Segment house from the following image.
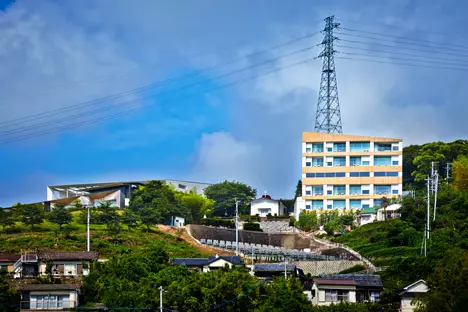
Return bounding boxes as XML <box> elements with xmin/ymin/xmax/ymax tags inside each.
<box><xmin>250</xmin><ymin>192</ymin><xmax>286</xmax><ymax>217</ymax></box>
<box><xmin>359</xmin><ymin>204</ymin><xmax>402</xmax><ymax>226</ymax></box>
<box><xmin>312</xmin><ymin>274</ymin><xmax>383</xmax><ymax>305</ymax></box>
<box><xmin>0</xmin><ymin>254</ymin><xmax>20</xmax><ymax>273</ymax></box>
<box><xmin>359</xmin><ymin>207</ymin><xmax>377</xmax><ymax>225</ymax></box>
<box><xmin>398</xmin><ymin>280</ymin><xmax>429</xmax><ymax>312</ymax></box>
<box><xmin>252</xmin><ymin>263</ymin><xmax>304</xmax><ymax>280</ymax></box>
<box><xmin>172</xmin><ymin>255</ymin><xmax>244</xmax><ymax>272</ymax></box>
<box><xmin>13</xmin><ymin>251</ymin><xmax>98</xmax><ymax>278</ymax></box>
<box><xmin>20</xmin><ymin>284</ymin><xmax>81</xmax><ymax>311</ymax></box>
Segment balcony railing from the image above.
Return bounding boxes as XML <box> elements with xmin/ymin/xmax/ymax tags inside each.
<box><xmin>20</xmin><ymin>300</ymin><xmax>76</xmax><ymax>310</ymax></box>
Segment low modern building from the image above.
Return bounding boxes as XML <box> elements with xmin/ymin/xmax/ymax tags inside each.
<box><xmin>359</xmin><ymin>204</ymin><xmax>402</xmax><ymax>226</ymax></box>
<box><xmin>45</xmin><ymin>179</ymin><xmax>211</xmax><ymax>209</ymax></box>
<box><xmin>311</xmin><ymin>274</ymin><xmax>383</xmax><ymax>305</ymax></box>
<box><xmin>172</xmin><ymin>255</ymin><xmax>244</xmax><ymax>272</ymax></box>
<box><xmin>250</xmin><ymin>192</ymin><xmax>286</xmax><ymax>217</ymax></box>
<box><xmin>398</xmin><ymin>280</ymin><xmax>429</xmax><ymax>312</ymax></box>
<box><xmin>20</xmin><ymin>284</ymin><xmax>81</xmax><ymax>311</ymax></box>
<box><xmin>296</xmin><ymin>132</ymin><xmax>403</xmax><ymax>220</ymax></box>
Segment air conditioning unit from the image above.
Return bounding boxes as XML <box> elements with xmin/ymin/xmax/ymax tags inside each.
<box><xmin>363</xmin><ymin>149</ymin><xmax>369</xmax><ymax>152</ymax></box>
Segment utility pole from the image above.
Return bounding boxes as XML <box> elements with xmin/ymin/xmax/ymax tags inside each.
<box><xmin>159</xmin><ymin>286</ymin><xmax>164</xmax><ymax>312</ymax></box>
<box><xmin>284</xmin><ymin>258</ymin><xmax>288</xmax><ymax>280</ymax></box>
<box><xmin>433</xmin><ymin>169</ymin><xmax>439</xmax><ymax>222</ymax></box>
<box><xmin>314</xmin><ymin>16</ymin><xmax>343</xmax><ymax>134</ymax></box>
<box><xmin>235</xmin><ymin>199</ymin><xmax>239</xmax><ymax>256</ymax></box>
<box><xmin>426</xmin><ymin>175</ymin><xmax>430</xmax><ymax>255</ymax></box>
<box><xmin>87</xmin><ymin>206</ymin><xmax>90</xmax><ymax>252</ymax></box>
<box><xmin>446</xmin><ymin>163</ymin><xmax>452</xmax><ymax>182</ymax></box>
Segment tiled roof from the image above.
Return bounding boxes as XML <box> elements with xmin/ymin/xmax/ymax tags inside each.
<box><xmin>38</xmin><ymin>251</ymin><xmax>98</xmax><ymax>261</ymax></box>
<box><xmin>0</xmin><ymin>254</ymin><xmax>20</xmax><ymax>262</ymax></box>
<box><xmin>21</xmin><ymin>284</ymin><xmax>81</xmax><ymax>291</ymax></box>
<box><xmin>253</xmin><ymin>263</ymin><xmax>297</xmax><ymax>272</ymax></box>
<box><xmin>172</xmin><ymin>258</ymin><xmax>210</xmax><ymax>266</ymax></box>
<box><xmin>314</xmin><ymin>278</ymin><xmax>356</xmax><ymax>286</ymax></box>
<box><xmin>208</xmin><ymin>256</ymin><xmax>244</xmax><ymax>265</ymax></box>
<box><xmin>320</xmin><ymin>274</ymin><xmax>383</xmax><ymax>288</ymax></box>
<box><xmin>360</xmin><ymin>207</ymin><xmax>377</xmax><ymax>214</ymax></box>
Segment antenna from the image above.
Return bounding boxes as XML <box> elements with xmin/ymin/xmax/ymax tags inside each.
<box><xmin>314</xmin><ymin>16</ymin><xmax>343</xmax><ymax>134</ymax></box>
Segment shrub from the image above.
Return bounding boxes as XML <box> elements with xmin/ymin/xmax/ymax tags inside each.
<box><xmin>200</xmin><ymin>218</ymin><xmax>235</xmax><ymax>229</ymax></box>
<box><xmin>289</xmin><ymin>216</ymin><xmax>296</xmax><ymax>227</ymax></box>
<box><xmin>243</xmin><ymin>222</ymin><xmax>262</xmax><ymax>232</ymax></box>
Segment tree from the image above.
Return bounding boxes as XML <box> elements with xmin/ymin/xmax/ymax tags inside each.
<box><xmin>122</xmin><ymin>208</ymin><xmax>140</xmax><ymax>229</ymax></box>
<box><xmin>48</xmin><ymin>204</ymin><xmax>73</xmax><ymax>229</ymax></box>
<box><xmin>0</xmin><ymin>269</ymin><xmax>20</xmax><ymax>312</ymax></box>
<box><xmin>0</xmin><ymin>209</ymin><xmax>14</xmax><ymax>232</ymax></box>
<box><xmin>257</xmin><ymin>277</ymin><xmax>312</xmax><ymax>312</ymax></box>
<box><xmin>97</xmin><ymin>201</ymin><xmax>121</xmax><ymax>238</ymax></box>
<box><xmin>175</xmin><ymin>190</ymin><xmax>214</xmax><ymax>224</ymax></box>
<box><xmin>204</xmin><ymin>181</ymin><xmax>256</xmax><ymax>217</ymax></box>
<box><xmin>381</xmin><ymin>196</ymin><xmax>390</xmax><ymax>221</ymax></box>
<box><xmin>296</xmin><ymin>211</ymin><xmax>318</xmax><ymax>232</ymax></box>
<box><xmin>16</xmin><ymin>204</ymin><xmax>45</xmax><ymax>230</ymax></box>
<box><xmin>453</xmin><ymin>156</ymin><xmax>468</xmax><ymax>190</ymax></box>
<box><xmin>295</xmin><ymin>180</ymin><xmax>302</xmax><ymax>198</ymax></box>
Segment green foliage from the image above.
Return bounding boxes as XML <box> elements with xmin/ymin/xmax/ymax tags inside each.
<box><xmin>338</xmin><ymin>264</ymin><xmax>365</xmax><ymax>274</ymax></box>
<box><xmin>243</xmin><ymin>222</ymin><xmax>262</xmax><ymax>232</ymax></box>
<box><xmin>0</xmin><ymin>269</ymin><xmax>19</xmax><ymax>311</ymax></box>
<box><xmin>289</xmin><ymin>216</ymin><xmax>296</xmax><ymax>227</ymax></box>
<box><xmin>204</xmin><ymin>180</ymin><xmax>256</xmax><ymax>217</ymax></box>
<box><xmin>97</xmin><ymin>202</ymin><xmax>121</xmax><ymax>238</ymax></box>
<box><xmin>48</xmin><ymin>204</ymin><xmax>73</xmax><ymax>229</ymax></box>
<box><xmin>200</xmin><ymin>217</ymin><xmax>235</xmax><ymax>228</ymax></box>
<box><xmin>310</xmin><ymin>303</ymin><xmax>395</xmax><ymax>312</ymax></box>
<box><xmin>0</xmin><ymin>209</ymin><xmax>14</xmax><ymax>231</ymax></box>
<box><xmin>257</xmin><ymin>277</ymin><xmax>311</xmax><ymax>312</ymax></box>
<box><xmin>296</xmin><ymin>211</ymin><xmax>318</xmax><ymax>232</ymax></box>
<box><xmin>14</xmin><ymin>203</ymin><xmax>45</xmax><ymax>230</ymax></box>
<box><xmin>453</xmin><ymin>155</ymin><xmax>468</xmax><ymax>190</ymax></box>
<box><xmin>175</xmin><ymin>190</ymin><xmax>214</xmax><ymax>223</ymax></box>
<box><xmin>121</xmin><ymin>208</ymin><xmax>140</xmax><ymax>229</ymax></box>
<box><xmin>295</xmin><ymin>179</ymin><xmax>302</xmax><ymax>198</ymax></box>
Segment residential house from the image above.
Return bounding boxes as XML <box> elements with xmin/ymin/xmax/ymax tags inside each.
<box><xmin>172</xmin><ymin>255</ymin><xmax>244</xmax><ymax>272</ymax></box>
<box><xmin>252</xmin><ymin>263</ymin><xmax>304</xmax><ymax>280</ymax></box>
<box><xmin>398</xmin><ymin>280</ymin><xmax>429</xmax><ymax>312</ymax></box>
<box><xmin>250</xmin><ymin>192</ymin><xmax>286</xmax><ymax>217</ymax></box>
<box><xmin>0</xmin><ymin>254</ymin><xmax>20</xmax><ymax>273</ymax></box>
<box><xmin>312</xmin><ymin>274</ymin><xmax>383</xmax><ymax>305</ymax></box>
<box><xmin>20</xmin><ymin>284</ymin><xmax>81</xmax><ymax>311</ymax></box>
<box><xmin>14</xmin><ymin>251</ymin><xmax>98</xmax><ymax>278</ymax></box>
<box><xmin>359</xmin><ymin>204</ymin><xmax>402</xmax><ymax>226</ymax></box>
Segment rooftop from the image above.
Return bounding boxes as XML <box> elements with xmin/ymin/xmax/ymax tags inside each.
<box><xmin>0</xmin><ymin>254</ymin><xmax>20</xmax><ymax>262</ymax></box>
<box><xmin>38</xmin><ymin>251</ymin><xmax>98</xmax><ymax>261</ymax></box>
<box><xmin>253</xmin><ymin>263</ymin><xmax>297</xmax><ymax>272</ymax></box>
<box><xmin>172</xmin><ymin>255</ymin><xmax>244</xmax><ymax>267</ymax></box>
<box><xmin>320</xmin><ymin>274</ymin><xmax>383</xmax><ymax>288</ymax></box>
<box><xmin>21</xmin><ymin>284</ymin><xmax>81</xmax><ymax>291</ymax></box>
<box><xmin>302</xmin><ymin>132</ymin><xmax>402</xmax><ymax>143</ymax></box>
<box><xmin>314</xmin><ymin>278</ymin><xmax>356</xmax><ymax>286</ymax></box>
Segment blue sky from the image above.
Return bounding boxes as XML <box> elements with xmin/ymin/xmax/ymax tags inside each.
<box><xmin>1</xmin><ymin>0</ymin><xmax>468</xmax><ymax>206</ymax></box>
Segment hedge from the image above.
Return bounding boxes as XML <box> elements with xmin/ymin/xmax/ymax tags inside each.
<box><xmin>200</xmin><ymin>218</ymin><xmax>235</xmax><ymax>228</ymax></box>
<box><xmin>243</xmin><ymin>222</ymin><xmax>262</xmax><ymax>232</ymax></box>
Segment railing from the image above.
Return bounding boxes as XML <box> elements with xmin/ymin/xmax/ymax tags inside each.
<box><xmin>20</xmin><ymin>300</ymin><xmax>76</xmax><ymax>310</ymax></box>
<box><xmin>21</xmin><ymin>254</ymin><xmax>38</xmax><ymax>262</ymax></box>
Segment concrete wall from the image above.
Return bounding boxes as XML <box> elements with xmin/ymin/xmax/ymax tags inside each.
<box><xmin>189</xmin><ymin>225</ymin><xmax>311</xmax><ymax>249</ymax></box>
<box><xmin>293</xmin><ymin>260</ymin><xmax>365</xmax><ymax>276</ymax></box>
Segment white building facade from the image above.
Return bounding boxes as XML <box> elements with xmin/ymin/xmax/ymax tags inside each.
<box><xmin>250</xmin><ymin>193</ymin><xmax>286</xmax><ymax>217</ymax></box>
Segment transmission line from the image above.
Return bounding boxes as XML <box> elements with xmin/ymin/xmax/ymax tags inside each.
<box><xmin>0</xmin><ymin>45</ymin><xmax>316</xmax><ymax>137</ymax></box>
<box><xmin>0</xmin><ymin>57</ymin><xmax>315</xmax><ymax>144</ymax></box>
<box><xmin>0</xmin><ymin>31</ymin><xmax>320</xmax><ymax>126</ymax></box>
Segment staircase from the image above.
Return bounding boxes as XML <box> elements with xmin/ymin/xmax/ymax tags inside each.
<box><xmin>13</xmin><ymin>252</ymin><xmax>38</xmax><ymax>278</ymax></box>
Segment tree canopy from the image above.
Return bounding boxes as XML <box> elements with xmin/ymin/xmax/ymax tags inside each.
<box><xmin>204</xmin><ymin>181</ymin><xmax>256</xmax><ymax>217</ymax></box>
<box><xmin>48</xmin><ymin>204</ymin><xmax>73</xmax><ymax>229</ymax></box>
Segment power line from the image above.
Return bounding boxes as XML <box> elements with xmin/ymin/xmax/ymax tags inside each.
<box><xmin>339</xmin><ymin>51</ymin><xmax>468</xmax><ymax>68</ymax></box>
<box><xmin>335</xmin><ymin>44</ymin><xmax>468</xmax><ymax>65</ymax></box>
<box><xmin>0</xmin><ymin>56</ymin><xmax>315</xmax><ymax>144</ymax></box>
<box><xmin>340</xmin><ymin>26</ymin><xmax>468</xmax><ymax>50</ymax></box>
<box><xmin>336</xmin><ymin>56</ymin><xmax>468</xmax><ymax>72</ymax></box>
<box><xmin>0</xmin><ymin>45</ymin><xmax>316</xmax><ymax>137</ymax></box>
<box><xmin>339</xmin><ymin>38</ymin><xmax>468</xmax><ymax>59</ymax></box>
<box><xmin>0</xmin><ymin>31</ymin><xmax>320</xmax><ymax>126</ymax></box>
<box><xmin>336</xmin><ymin>31</ymin><xmax>468</xmax><ymax>56</ymax></box>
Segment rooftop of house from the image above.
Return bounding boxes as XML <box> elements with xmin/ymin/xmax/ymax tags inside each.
<box><xmin>320</xmin><ymin>274</ymin><xmax>383</xmax><ymax>288</ymax></box>
<box><xmin>314</xmin><ymin>278</ymin><xmax>357</xmax><ymax>286</ymax></box>
<box><xmin>359</xmin><ymin>207</ymin><xmax>377</xmax><ymax>215</ymax></box>
<box><xmin>172</xmin><ymin>255</ymin><xmax>244</xmax><ymax>266</ymax></box>
<box><xmin>397</xmin><ymin>279</ymin><xmax>428</xmax><ymax>295</ymax></box>
<box><xmin>38</xmin><ymin>251</ymin><xmax>99</xmax><ymax>261</ymax></box>
<box><xmin>21</xmin><ymin>284</ymin><xmax>81</xmax><ymax>291</ymax></box>
<box><xmin>253</xmin><ymin>263</ymin><xmax>297</xmax><ymax>272</ymax></box>
<box><xmin>0</xmin><ymin>254</ymin><xmax>21</xmax><ymax>262</ymax></box>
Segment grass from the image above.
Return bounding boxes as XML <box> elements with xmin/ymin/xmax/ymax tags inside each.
<box><xmin>0</xmin><ymin>218</ymin><xmax>207</xmax><ymax>259</ymax></box>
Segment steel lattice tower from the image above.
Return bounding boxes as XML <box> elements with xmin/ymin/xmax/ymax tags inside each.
<box><xmin>314</xmin><ymin>16</ymin><xmax>343</xmax><ymax>134</ymax></box>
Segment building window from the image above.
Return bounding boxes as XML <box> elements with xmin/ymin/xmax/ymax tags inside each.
<box><xmin>305</xmin><ymin>191</ymin><xmax>311</xmax><ymax>195</ymax></box>
<box><xmin>350</xmin><ymin>199</ymin><xmax>361</xmax><ymax>209</ymax></box>
<box><xmin>392</xmin><ymin>189</ymin><xmax>399</xmax><ymax>194</ymax></box>
<box><xmin>333</xmin><ymin>157</ymin><xmax>346</xmax><ymax>167</ymax></box>
<box><xmin>333</xmin><ymin>143</ymin><xmax>346</xmax><ymax>152</ymax></box>
<box><xmin>306</xmin><ymin>205</ymin><xmax>311</xmax><ymax>210</ymax></box>
<box><xmin>312</xmin><ymin>143</ymin><xmax>324</xmax><ymax>152</ymax></box>
<box><xmin>362</xmin><ymin>161</ymin><xmax>370</xmax><ymax>166</ymax></box>
<box><xmin>334</xmin><ymin>200</ymin><xmax>346</xmax><ymax>209</ymax></box>
<box><xmin>327</xmin><ymin>162</ymin><xmax>333</xmax><ymax>167</ymax></box>
<box><xmin>374</xmin><ymin>199</ymin><xmax>382</xmax><ymax>207</ymax></box>
<box><xmin>306</xmin><ymin>162</ymin><xmax>311</xmax><ymax>167</ymax></box>
<box><xmin>370</xmin><ymin>291</ymin><xmax>380</xmax><ymax>302</ymax></box>
<box><xmin>316</xmin><ymin>173</ymin><xmax>325</xmax><ymax>177</ymax></box>
<box><xmin>327</xmin><ymin>204</ymin><xmax>333</xmax><ymax>209</ymax></box>
<box><xmin>349</xmin><ymin>185</ymin><xmax>361</xmax><ymax>195</ymax></box>
<box><xmin>312</xmin><ymin>186</ymin><xmax>323</xmax><ymax>196</ymax></box>
<box><xmin>31</xmin><ymin>295</ymin><xmax>70</xmax><ymax>309</ymax></box>
<box><xmin>375</xmin><ymin>172</ymin><xmax>399</xmax><ymax>177</ymax></box>
<box><xmin>333</xmin><ymin>185</ymin><xmax>346</xmax><ymax>195</ymax></box>
<box><xmin>64</xmin><ymin>264</ymin><xmax>77</xmax><ymax>275</ymax></box>
<box><xmin>362</xmin><ymin>204</ymin><xmax>370</xmax><ymax>208</ymax></box>
<box><xmin>350</xmin><ymin>157</ymin><xmax>361</xmax><ymax>166</ymax></box>
<box><xmin>350</xmin><ymin>172</ymin><xmax>370</xmax><ymax>177</ymax></box>
<box><xmin>392</xmin><ymin>160</ymin><xmax>399</xmax><ymax>166</ymax></box>
<box><xmin>312</xmin><ymin>200</ymin><xmax>323</xmax><ymax>209</ymax></box>
<box><xmin>306</xmin><ymin>147</ymin><xmax>312</xmax><ymax>152</ymax></box>
<box><xmin>327</xmin><ymin>190</ymin><xmax>333</xmax><ymax>195</ymax></box>
<box><xmin>392</xmin><ymin>145</ymin><xmax>399</xmax><ymax>151</ymax></box>
<box><xmin>327</xmin><ymin>147</ymin><xmax>333</xmax><ymax>152</ymax></box>
<box><xmin>306</xmin><ymin>173</ymin><xmax>314</xmax><ymax>178</ymax></box>
<box><xmin>336</xmin><ymin>172</ymin><xmax>346</xmax><ymax>177</ymax></box>
<box><xmin>325</xmin><ymin>290</ymin><xmax>350</xmax><ymax>302</ymax></box>
<box><xmin>374</xmin><ymin>143</ymin><xmax>392</xmax><ymax>152</ymax></box>
<box><xmin>374</xmin><ymin>185</ymin><xmax>391</xmax><ymax>195</ymax></box>
<box><xmin>350</xmin><ymin>142</ymin><xmax>370</xmax><ymax>152</ymax></box>
<box><xmin>312</xmin><ymin>158</ymin><xmax>324</xmax><ymax>167</ymax></box>
<box><xmin>362</xmin><ymin>189</ymin><xmax>370</xmax><ymax>194</ymax></box>
<box><xmin>374</xmin><ymin>156</ymin><xmax>391</xmax><ymax>166</ymax></box>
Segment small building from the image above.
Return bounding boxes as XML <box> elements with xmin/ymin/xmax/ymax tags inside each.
<box><xmin>20</xmin><ymin>284</ymin><xmax>81</xmax><ymax>311</ymax></box>
<box><xmin>359</xmin><ymin>207</ymin><xmax>377</xmax><ymax>225</ymax></box>
<box><xmin>13</xmin><ymin>251</ymin><xmax>98</xmax><ymax>278</ymax></box>
<box><xmin>398</xmin><ymin>280</ymin><xmax>429</xmax><ymax>312</ymax></box>
<box><xmin>250</xmin><ymin>192</ymin><xmax>286</xmax><ymax>217</ymax></box>
<box><xmin>359</xmin><ymin>204</ymin><xmax>402</xmax><ymax>226</ymax></box>
<box><xmin>312</xmin><ymin>274</ymin><xmax>383</xmax><ymax>305</ymax></box>
<box><xmin>172</xmin><ymin>255</ymin><xmax>244</xmax><ymax>272</ymax></box>
<box><xmin>252</xmin><ymin>263</ymin><xmax>304</xmax><ymax>280</ymax></box>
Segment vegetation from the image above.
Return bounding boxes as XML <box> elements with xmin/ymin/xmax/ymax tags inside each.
<box><xmin>204</xmin><ymin>180</ymin><xmax>256</xmax><ymax>217</ymax></box>
<box><xmin>48</xmin><ymin>204</ymin><xmax>73</xmax><ymax>229</ymax></box>
<box><xmin>453</xmin><ymin>155</ymin><xmax>468</xmax><ymax>190</ymax></box>
<box><xmin>201</xmin><ymin>217</ymin><xmax>235</xmax><ymax>228</ymax></box>
<box><xmin>13</xmin><ymin>203</ymin><xmax>45</xmax><ymax>230</ymax></box>
<box><xmin>296</xmin><ymin>210</ymin><xmax>356</xmax><ymax>234</ymax></box>
<box><xmin>338</xmin><ymin>264</ymin><xmax>366</xmax><ymax>274</ymax></box>
<box><xmin>243</xmin><ymin>222</ymin><xmax>262</xmax><ymax>232</ymax></box>
<box><xmin>0</xmin><ymin>269</ymin><xmax>19</xmax><ymax>312</ymax></box>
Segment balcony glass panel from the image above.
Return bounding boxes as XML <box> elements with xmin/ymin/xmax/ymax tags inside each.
<box><xmin>333</xmin><ymin>186</ymin><xmax>346</xmax><ymax>195</ymax></box>
<box><xmin>312</xmin><ymin>186</ymin><xmax>323</xmax><ymax>196</ymax></box>
<box><xmin>349</xmin><ymin>185</ymin><xmax>361</xmax><ymax>195</ymax></box>
<box><xmin>334</xmin><ymin>200</ymin><xmax>346</xmax><ymax>209</ymax></box>
<box><xmin>350</xmin><ymin>157</ymin><xmax>361</xmax><ymax>166</ymax></box>
<box><xmin>374</xmin><ymin>156</ymin><xmax>391</xmax><ymax>166</ymax></box>
<box><xmin>374</xmin><ymin>143</ymin><xmax>392</xmax><ymax>152</ymax></box>
<box><xmin>374</xmin><ymin>185</ymin><xmax>391</xmax><ymax>195</ymax></box>
<box><xmin>333</xmin><ymin>143</ymin><xmax>346</xmax><ymax>152</ymax></box>
<box><xmin>333</xmin><ymin>157</ymin><xmax>346</xmax><ymax>167</ymax></box>
<box><xmin>312</xmin><ymin>200</ymin><xmax>323</xmax><ymax>209</ymax></box>
<box><xmin>350</xmin><ymin>142</ymin><xmax>370</xmax><ymax>152</ymax></box>
<box><xmin>350</xmin><ymin>200</ymin><xmax>361</xmax><ymax>209</ymax></box>
<box><xmin>312</xmin><ymin>158</ymin><xmax>324</xmax><ymax>167</ymax></box>
<box><xmin>312</xmin><ymin>143</ymin><xmax>324</xmax><ymax>152</ymax></box>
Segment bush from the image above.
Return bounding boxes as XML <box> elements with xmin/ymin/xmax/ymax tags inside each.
<box><xmin>200</xmin><ymin>218</ymin><xmax>235</xmax><ymax>229</ymax></box>
<box><xmin>289</xmin><ymin>216</ymin><xmax>296</xmax><ymax>227</ymax></box>
<box><xmin>243</xmin><ymin>222</ymin><xmax>262</xmax><ymax>232</ymax></box>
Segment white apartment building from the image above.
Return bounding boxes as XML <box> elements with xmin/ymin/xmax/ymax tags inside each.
<box><xmin>295</xmin><ymin>132</ymin><xmax>403</xmax><ymax>218</ymax></box>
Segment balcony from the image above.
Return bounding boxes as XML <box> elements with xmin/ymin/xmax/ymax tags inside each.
<box><xmin>20</xmin><ymin>300</ymin><xmax>76</xmax><ymax>311</ymax></box>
